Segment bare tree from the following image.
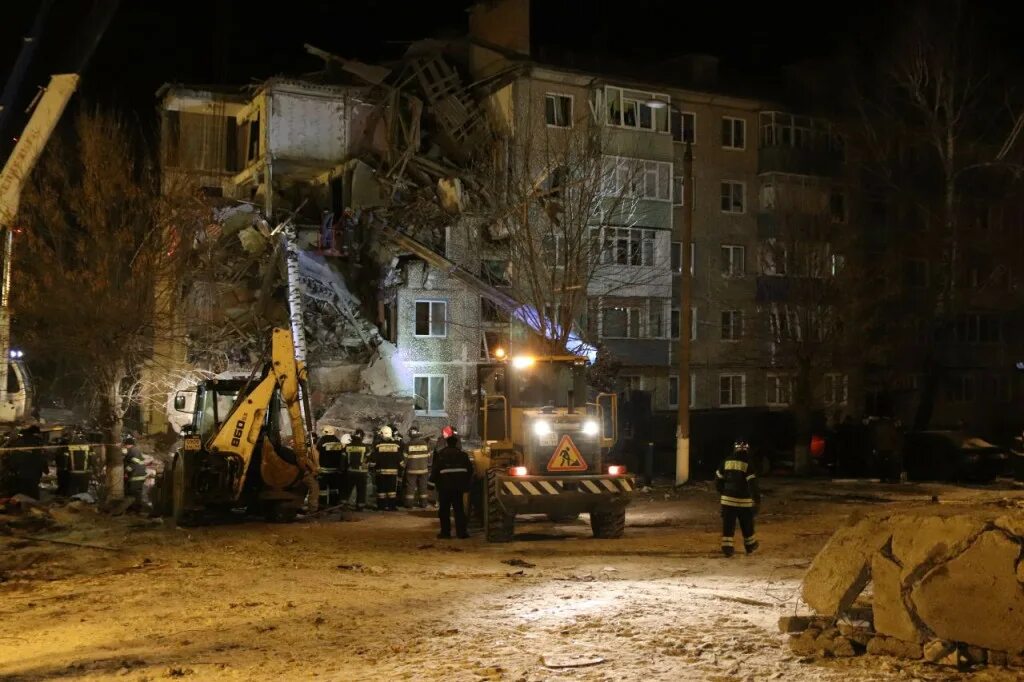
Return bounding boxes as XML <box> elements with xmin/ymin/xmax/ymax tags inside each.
<box><xmin>14</xmin><ymin>107</ymin><xmax>206</xmax><ymax>497</ymax></box>
<box><xmin>848</xmin><ymin>0</ymin><xmax>1024</xmax><ymax>428</ymax></box>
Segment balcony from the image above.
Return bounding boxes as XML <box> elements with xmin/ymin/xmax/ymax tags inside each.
<box><xmin>603</xmin><ymin>339</ymin><xmax>670</xmax><ymax>366</ymax></box>
<box><xmin>757</xmin><ymin>212</ymin><xmax>838</xmax><ymax>241</ymax></box>
<box><xmin>758</xmin><ymin>146</ymin><xmax>844</xmax><ymax>177</ymax></box>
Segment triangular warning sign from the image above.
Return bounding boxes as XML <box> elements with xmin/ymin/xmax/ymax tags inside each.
<box><xmin>547</xmin><ymin>435</ymin><xmax>588</xmax><ymax>472</ymax></box>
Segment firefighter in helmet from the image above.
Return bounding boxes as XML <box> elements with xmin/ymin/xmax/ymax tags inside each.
<box><xmin>369</xmin><ymin>425</ymin><xmax>403</xmax><ymax>511</ymax></box>
<box><xmin>715</xmin><ymin>437</ymin><xmax>761</xmax><ymax>556</ymax></box>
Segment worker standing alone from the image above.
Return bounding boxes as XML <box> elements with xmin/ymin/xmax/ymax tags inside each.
<box><xmin>122</xmin><ymin>434</ymin><xmax>147</xmax><ymax>510</ymax></box>
<box><xmin>430</xmin><ymin>434</ymin><xmax>473</xmax><ymax>539</ymax></box>
<box><xmin>369</xmin><ymin>425</ymin><xmax>402</xmax><ymax>511</ymax></box>
<box><xmin>402</xmin><ymin>423</ymin><xmax>432</xmax><ymax>508</ymax></box>
<box><xmin>715</xmin><ymin>438</ymin><xmax>760</xmax><ymax>556</ymax></box>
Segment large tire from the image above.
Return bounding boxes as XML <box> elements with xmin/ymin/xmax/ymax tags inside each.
<box><xmin>546</xmin><ymin>512</ymin><xmax>580</xmax><ymax>523</ymax></box>
<box><xmin>485</xmin><ymin>468</ymin><xmax>515</xmax><ymax>542</ymax></box>
<box><xmin>590</xmin><ymin>507</ymin><xmax>625</xmax><ymax>539</ymax></box>
<box><xmin>171</xmin><ymin>454</ymin><xmax>196</xmax><ymax>527</ymax></box>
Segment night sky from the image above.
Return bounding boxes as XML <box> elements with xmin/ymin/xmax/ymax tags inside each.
<box><xmin>2</xmin><ymin>0</ymin><xmax>1023</xmax><ymax>138</ymax></box>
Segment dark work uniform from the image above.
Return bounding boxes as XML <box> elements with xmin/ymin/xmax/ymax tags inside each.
<box><xmin>5</xmin><ymin>430</ymin><xmax>47</xmax><ymax>499</ymax></box>
<box><xmin>715</xmin><ymin>448</ymin><xmax>761</xmax><ymax>556</ymax></box>
<box><xmin>403</xmin><ymin>435</ymin><xmax>432</xmax><ymax>508</ymax></box>
<box><xmin>342</xmin><ymin>439</ymin><xmax>370</xmax><ymax>509</ymax></box>
<box><xmin>430</xmin><ymin>444</ymin><xmax>473</xmax><ymax>538</ymax></box>
<box><xmin>369</xmin><ymin>439</ymin><xmax>403</xmax><ymax>511</ymax></box>
<box><xmin>123</xmin><ymin>445</ymin><xmax>147</xmax><ymax>508</ymax></box>
<box><xmin>316</xmin><ymin>435</ymin><xmax>346</xmax><ymax>508</ymax></box>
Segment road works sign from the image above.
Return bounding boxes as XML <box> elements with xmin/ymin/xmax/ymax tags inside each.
<box><xmin>547</xmin><ymin>434</ymin><xmax>588</xmax><ymax>472</ymax></box>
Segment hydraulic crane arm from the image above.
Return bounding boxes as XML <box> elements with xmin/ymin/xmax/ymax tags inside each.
<box><xmin>207</xmin><ymin>328</ymin><xmax>317</xmax><ymax>498</ymax></box>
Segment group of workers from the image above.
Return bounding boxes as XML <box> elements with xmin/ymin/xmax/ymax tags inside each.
<box><xmin>315</xmin><ymin>421</ymin><xmax>474</xmax><ymax>538</ymax></box>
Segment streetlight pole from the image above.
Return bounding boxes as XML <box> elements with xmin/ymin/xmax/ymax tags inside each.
<box><xmin>676</xmin><ymin>142</ymin><xmax>694</xmax><ymax>485</ymax></box>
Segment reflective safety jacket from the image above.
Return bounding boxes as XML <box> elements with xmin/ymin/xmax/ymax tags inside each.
<box><xmin>123</xmin><ymin>445</ymin><xmax>147</xmax><ymax>483</ymax></box>
<box><xmin>317</xmin><ymin>435</ymin><xmax>344</xmax><ymax>472</ymax></box>
<box><xmin>369</xmin><ymin>440</ymin><xmax>403</xmax><ymax>476</ymax></box>
<box><xmin>344</xmin><ymin>442</ymin><xmax>370</xmax><ymax>472</ymax></box>
<box><xmin>403</xmin><ymin>436</ymin><xmax>432</xmax><ymax>475</ymax></box>
<box><xmin>430</xmin><ymin>446</ymin><xmax>473</xmax><ymax>493</ymax></box>
<box><xmin>715</xmin><ymin>452</ymin><xmax>760</xmax><ymax>508</ymax></box>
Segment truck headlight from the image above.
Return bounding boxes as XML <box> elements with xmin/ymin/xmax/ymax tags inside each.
<box><xmin>533</xmin><ymin>420</ymin><xmax>551</xmax><ymax>436</ymax></box>
<box><xmin>582</xmin><ymin>420</ymin><xmax>599</xmax><ymax>436</ymax></box>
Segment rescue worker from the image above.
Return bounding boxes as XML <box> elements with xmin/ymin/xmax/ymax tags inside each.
<box><xmin>65</xmin><ymin>429</ymin><xmax>93</xmax><ymax>496</ymax></box>
<box><xmin>430</xmin><ymin>434</ymin><xmax>473</xmax><ymax>538</ymax></box>
<box><xmin>316</xmin><ymin>426</ymin><xmax>346</xmax><ymax>508</ymax></box>
<box><xmin>402</xmin><ymin>423</ymin><xmax>432</xmax><ymax>508</ymax></box>
<box><xmin>715</xmin><ymin>438</ymin><xmax>760</xmax><ymax>557</ymax></box>
<box><xmin>342</xmin><ymin>429</ymin><xmax>371</xmax><ymax>510</ymax></box>
<box><xmin>369</xmin><ymin>425</ymin><xmax>403</xmax><ymax>511</ymax></box>
<box><xmin>4</xmin><ymin>425</ymin><xmax>47</xmax><ymax>499</ymax></box>
<box><xmin>122</xmin><ymin>434</ymin><xmax>148</xmax><ymax>510</ymax></box>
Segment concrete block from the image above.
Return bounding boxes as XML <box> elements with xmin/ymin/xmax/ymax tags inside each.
<box><xmin>922</xmin><ymin>639</ymin><xmax>956</xmax><ymax>665</ymax></box>
<box><xmin>912</xmin><ymin>530</ymin><xmax>1024</xmax><ymax>653</ymax></box>
<box><xmin>778</xmin><ymin>616</ymin><xmax>812</xmax><ymax>633</ymax></box>
<box><xmin>866</xmin><ymin>636</ymin><xmax>923</xmax><ymax>659</ymax></box>
<box><xmin>890</xmin><ymin>514</ymin><xmax>986</xmax><ymax>582</ymax></box>
<box><xmin>838</xmin><ymin>623</ymin><xmax>873</xmax><ymax>647</ymax></box>
<box><xmin>831</xmin><ymin>636</ymin><xmax>858</xmax><ymax>657</ymax></box>
<box><xmin>871</xmin><ymin>552</ymin><xmax>923</xmax><ymax>642</ymax></box>
<box><xmin>802</xmin><ymin>517</ymin><xmax>892</xmax><ymax>615</ymax></box>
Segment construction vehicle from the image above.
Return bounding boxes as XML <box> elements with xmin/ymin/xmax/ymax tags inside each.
<box><xmin>0</xmin><ymin>0</ymin><xmax>120</xmax><ymax>424</ymax></box>
<box><xmin>475</xmin><ymin>351</ymin><xmax>635</xmax><ymax>542</ymax></box>
<box><xmin>153</xmin><ymin>327</ymin><xmax>318</xmax><ymax>524</ymax></box>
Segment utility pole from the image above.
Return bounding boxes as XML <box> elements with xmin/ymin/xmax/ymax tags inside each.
<box><xmin>675</xmin><ymin>142</ymin><xmax>694</xmax><ymax>485</ymax></box>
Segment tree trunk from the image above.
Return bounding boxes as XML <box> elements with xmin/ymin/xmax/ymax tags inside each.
<box><xmin>98</xmin><ymin>374</ymin><xmax>124</xmax><ymax>500</ymax></box>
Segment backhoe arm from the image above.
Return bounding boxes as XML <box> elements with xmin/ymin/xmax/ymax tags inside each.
<box><xmin>270</xmin><ymin>327</ymin><xmax>316</xmax><ymax>476</ymax></box>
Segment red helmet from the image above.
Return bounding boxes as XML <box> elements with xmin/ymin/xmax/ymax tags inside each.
<box><xmin>441</xmin><ymin>425</ymin><xmax>454</xmax><ymax>439</ymax></box>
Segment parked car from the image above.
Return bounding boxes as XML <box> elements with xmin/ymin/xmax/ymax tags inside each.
<box><xmin>903</xmin><ymin>431</ymin><xmax>1008</xmax><ymax>483</ymax></box>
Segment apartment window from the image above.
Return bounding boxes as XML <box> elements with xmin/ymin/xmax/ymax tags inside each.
<box><xmin>481</xmin><ymin>260</ymin><xmax>511</xmax><ymax>287</ymax></box>
<box><xmin>759</xmin><ymin>183</ymin><xmax>776</xmax><ymax>210</ymax></box>
<box><xmin>673</xmin><ymin>176</ymin><xmax>685</xmax><ymax>206</ymax></box>
<box><xmin>545</xmin><ymin>93</ymin><xmax>573</xmax><ymax>128</ymax></box>
<box><xmin>605</xmin><ymin>86</ymin><xmax>669</xmax><ymax>132</ymax></box>
<box><xmin>671</xmin><ymin>111</ymin><xmax>696</xmax><ymax>144</ymax></box>
<box><xmin>621</xmin><ymin>375</ymin><xmax>643</xmax><ymax>392</ymax></box>
<box><xmin>592</xmin><ymin>226</ymin><xmax>657</xmax><ymax>266</ymax></box>
<box><xmin>720</xmin><ymin>374</ymin><xmax>746</xmax><ymax>407</ymax></box>
<box><xmin>945</xmin><ymin>375</ymin><xmax>975</xmax><ymax>403</ymax></box>
<box><xmin>720</xmin><ymin>181</ymin><xmax>745</xmax><ymax>213</ymax></box>
<box><xmin>721</xmin><ymin>117</ymin><xmax>746</xmax><ymax>150</ymax></box>
<box><xmin>414</xmin><ymin>375</ymin><xmax>446</xmax><ymax>415</ymax></box>
<box><xmin>602</xmin><ymin>156</ymin><xmax>672</xmax><ymax>201</ymax></box>
<box><xmin>830</xmin><ymin>253</ymin><xmax>846</xmax><ymax>277</ymax></box>
<box><xmin>721</xmin><ymin>310</ymin><xmax>743</xmax><ymax>341</ymax></box>
<box><xmin>830</xmin><ymin>189</ymin><xmax>847</xmax><ymax>223</ymax></box>
<box><xmin>721</xmin><ymin>244</ymin><xmax>745</xmax><ymax>277</ymax></box>
<box><xmin>953</xmin><ymin>314</ymin><xmax>1002</xmax><ymax>344</ymax></box>
<box><xmin>905</xmin><ymin>259</ymin><xmax>928</xmax><ymax>289</ymax></box>
<box><xmin>824</xmin><ymin>373</ymin><xmax>848</xmax><ymax>405</ymax></box>
<box><xmin>542</xmin><ymin>234</ymin><xmax>565</xmax><ymax>266</ymax></box>
<box><xmin>669</xmin><ymin>307</ymin><xmax>697</xmax><ymax>340</ymax></box>
<box><xmin>766</xmin><ymin>373</ymin><xmax>792</xmax><ymax>406</ymax></box>
<box><xmin>602</xmin><ymin>306</ymin><xmax>642</xmax><ymax>338</ymax></box>
<box><xmin>668</xmin><ymin>375</ymin><xmax>679</xmax><ymax>407</ymax></box>
<box><xmin>414</xmin><ymin>300</ymin><xmax>447</xmax><ymax>337</ymax></box>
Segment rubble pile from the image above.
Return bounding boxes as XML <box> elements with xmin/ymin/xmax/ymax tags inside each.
<box><xmin>787</xmin><ymin>511</ymin><xmax>1024</xmax><ymax>669</ymax></box>
<box><xmin>318</xmin><ymin>393</ymin><xmax>416</xmax><ymax>438</ymax></box>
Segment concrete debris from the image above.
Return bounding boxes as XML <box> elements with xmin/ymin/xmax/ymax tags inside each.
<box><xmin>801</xmin><ymin>516</ymin><xmax>890</xmax><ymax>615</ymax></box>
<box><xmin>70</xmin><ymin>492</ymin><xmax>96</xmax><ymax>504</ymax></box>
<box><xmin>318</xmin><ymin>392</ymin><xmax>416</xmax><ymax>437</ymax></box>
<box><xmin>830</xmin><ymin>636</ymin><xmax>858</xmax><ymax>657</ymax></box>
<box><xmin>541</xmin><ymin>654</ymin><xmax>605</xmax><ymax>669</ymax></box>
<box><xmin>360</xmin><ymin>340</ymin><xmax>412</xmax><ymax>397</ymax></box>
<box><xmin>800</xmin><ymin>511</ymin><xmax>1024</xmax><ymax>665</ymax></box>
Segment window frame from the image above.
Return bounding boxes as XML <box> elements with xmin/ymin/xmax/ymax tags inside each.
<box><xmin>721</xmin><ymin>309</ymin><xmax>743</xmax><ymax>341</ymax></box>
<box><xmin>721</xmin><ymin>244</ymin><xmax>746</xmax><ymax>277</ymax></box>
<box><xmin>413</xmin><ymin>374</ymin><xmax>447</xmax><ymax>416</ymax></box>
<box><xmin>766</xmin><ymin>373</ymin><xmax>792</xmax><ymax>406</ymax></box>
<box><xmin>413</xmin><ymin>299</ymin><xmax>448</xmax><ymax>338</ymax></box>
<box><xmin>671</xmin><ymin>110</ymin><xmax>697</xmax><ymax>144</ymax></box>
<box><xmin>601</xmin><ymin>305</ymin><xmax>644</xmax><ymax>339</ymax></box>
<box><xmin>544</xmin><ymin>92</ymin><xmax>574</xmax><ymax>128</ymax></box>
<box><xmin>824</xmin><ymin>372</ymin><xmax>848</xmax><ymax>406</ymax></box>
<box><xmin>721</xmin><ymin>116</ymin><xmax>746</xmax><ymax>150</ymax></box>
<box><xmin>719</xmin><ymin>373</ymin><xmax>746</xmax><ymax>407</ymax></box>
<box><xmin>720</xmin><ymin>180</ymin><xmax>746</xmax><ymax>214</ymax></box>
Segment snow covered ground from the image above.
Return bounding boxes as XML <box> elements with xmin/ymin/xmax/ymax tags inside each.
<box><xmin>1</xmin><ymin>479</ymin><xmax>1022</xmax><ymax>681</ymax></box>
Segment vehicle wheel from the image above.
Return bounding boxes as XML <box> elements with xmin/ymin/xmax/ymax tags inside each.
<box><xmin>485</xmin><ymin>468</ymin><xmax>514</xmax><ymax>542</ymax></box>
<box><xmin>546</xmin><ymin>512</ymin><xmax>580</xmax><ymax>523</ymax></box>
<box><xmin>171</xmin><ymin>454</ymin><xmax>196</xmax><ymax>527</ymax></box>
<box><xmin>590</xmin><ymin>507</ymin><xmax>625</xmax><ymax>539</ymax></box>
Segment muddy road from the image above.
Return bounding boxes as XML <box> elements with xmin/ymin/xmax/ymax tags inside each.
<box><xmin>1</xmin><ymin>480</ymin><xmax>1022</xmax><ymax>681</ymax></box>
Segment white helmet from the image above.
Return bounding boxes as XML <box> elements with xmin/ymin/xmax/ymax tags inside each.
<box><xmin>379</xmin><ymin>425</ymin><xmax>393</xmax><ymax>440</ymax></box>
<box><xmin>322</xmin><ymin>425</ymin><xmax>336</xmax><ymax>436</ymax></box>
<box><xmin>340</xmin><ymin>433</ymin><xmax>352</xmax><ymax>447</ymax></box>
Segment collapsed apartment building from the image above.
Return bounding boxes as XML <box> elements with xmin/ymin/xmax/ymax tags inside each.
<box><xmin>143</xmin><ymin>0</ymin><xmax>870</xmax><ymax>459</ymax></box>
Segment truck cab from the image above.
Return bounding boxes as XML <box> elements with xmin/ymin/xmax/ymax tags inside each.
<box><xmin>476</xmin><ymin>354</ymin><xmax>634</xmax><ymax>541</ymax></box>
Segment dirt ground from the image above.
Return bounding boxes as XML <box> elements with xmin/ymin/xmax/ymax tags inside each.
<box><xmin>1</xmin><ymin>479</ymin><xmax>1022</xmax><ymax>682</ymax></box>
